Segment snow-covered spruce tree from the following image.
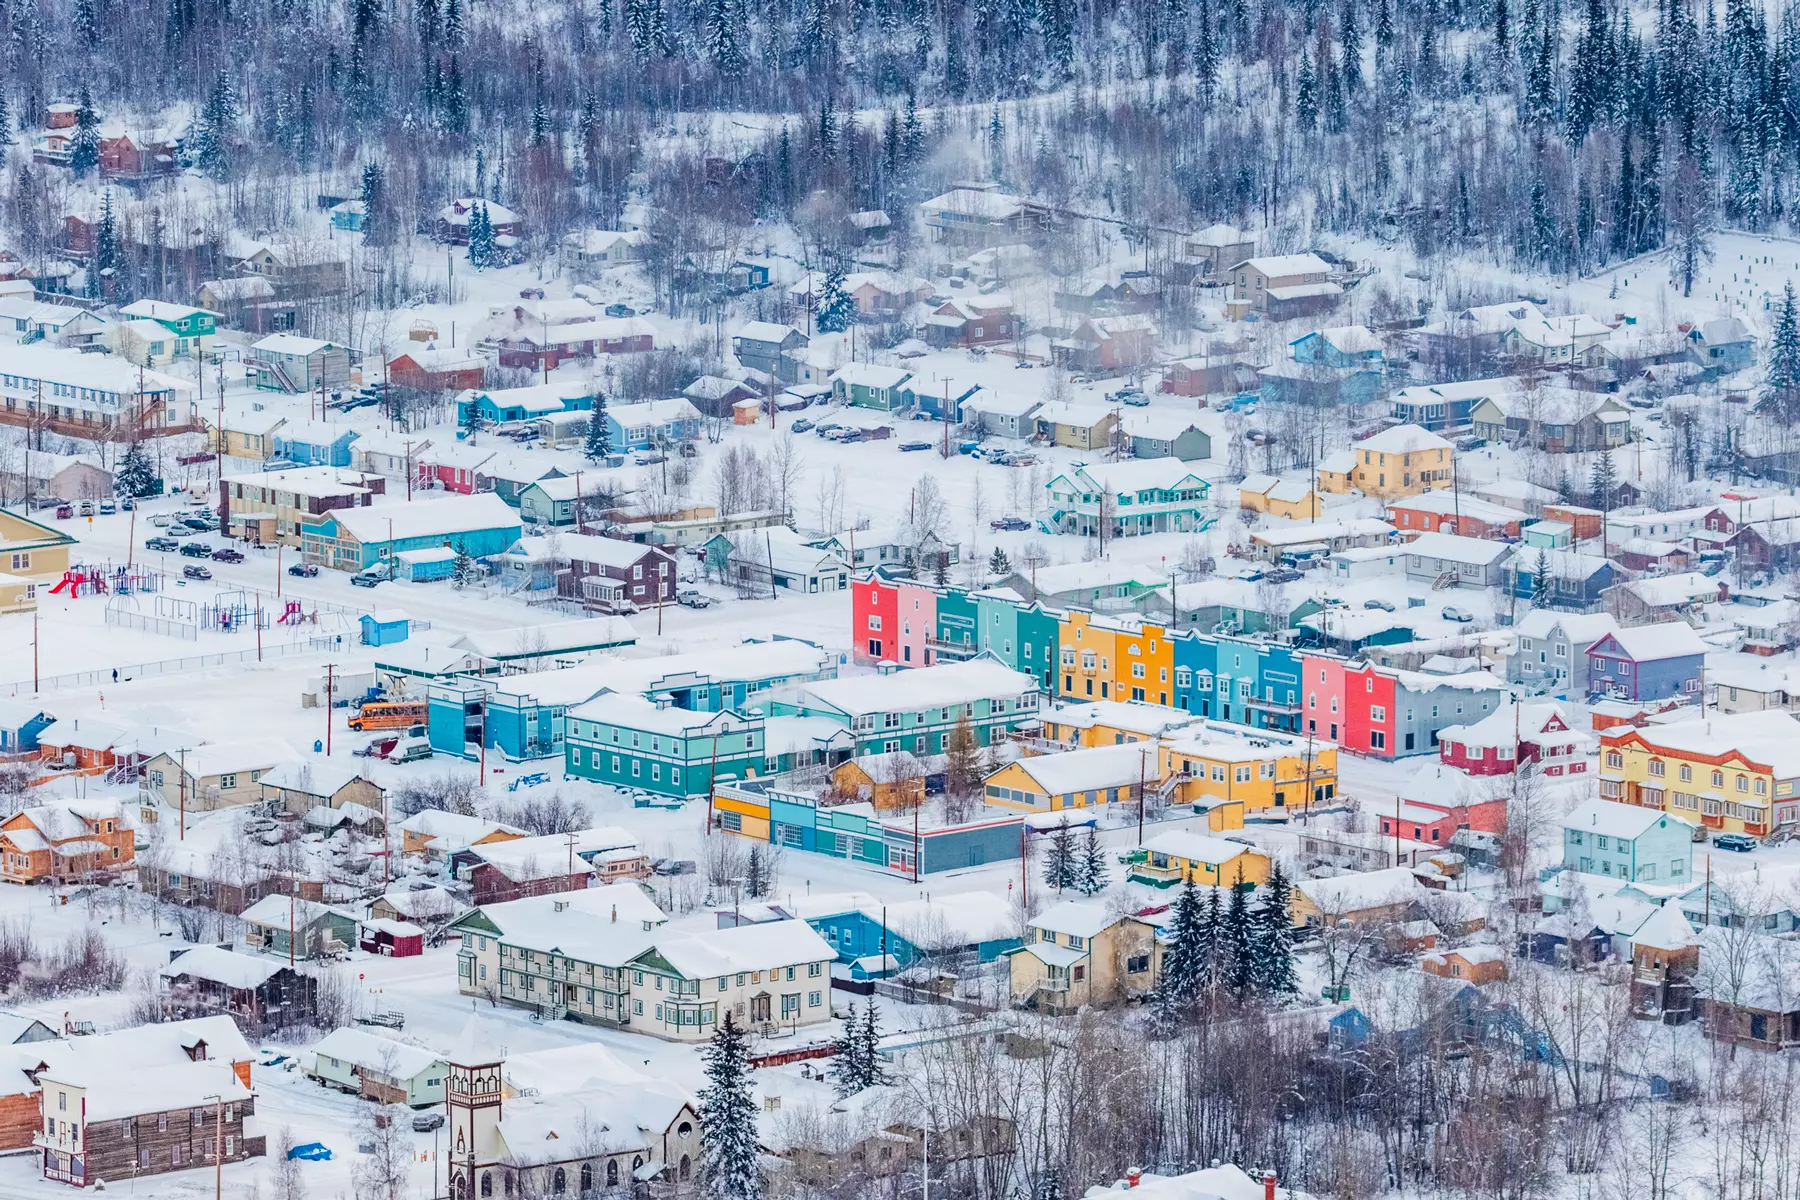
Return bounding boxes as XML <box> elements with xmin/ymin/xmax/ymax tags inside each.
<box><xmin>828</xmin><ymin>1002</ymin><xmax>868</xmax><ymax>1097</ymax></box>
<box><xmin>467</xmin><ymin>202</ymin><xmax>495</xmax><ymax>269</ymax></box>
<box><xmin>116</xmin><ymin>441</ymin><xmax>156</xmax><ymax>498</ymax></box>
<box><xmin>1041</xmin><ymin>821</ymin><xmax>1078</xmax><ymax>894</ymax></box>
<box><xmin>815</xmin><ymin>263</ymin><xmax>856</xmax><ymax>333</ymax></box>
<box><xmin>1249</xmin><ymin>860</ymin><xmax>1299</xmax><ymax>996</ymax></box>
<box><xmin>1155</xmin><ymin>882</ymin><xmax>1209</xmax><ymax>1011</ymax></box>
<box><xmin>360</xmin><ymin>162</ymin><xmax>387</xmax><ymax>247</ymax></box>
<box><xmin>1220</xmin><ymin>874</ymin><xmax>1253</xmax><ymax>995</ymax></box>
<box><xmin>1760</xmin><ymin>283</ymin><xmax>1800</xmax><ymax>422</ymax></box>
<box><xmin>1588</xmin><ymin>447</ymin><xmax>1617</xmax><ymax>513</ymax></box>
<box><xmin>859</xmin><ymin>1002</ymin><xmax>892</xmax><ymax>1087</ymax></box>
<box><xmin>585</xmin><ymin>399</ymin><xmax>613</xmax><ymax>460</ymax></box>
<box><xmin>988</xmin><ymin>547</ymin><xmax>1010</xmax><ymax>575</ymax></box>
<box><xmin>69</xmin><ymin>88</ymin><xmax>101</xmax><ymax>175</ymax></box>
<box><xmin>699</xmin><ymin>1014</ymin><xmax>762</xmax><ymax>1200</ymax></box>
<box><xmin>1532</xmin><ymin>548</ymin><xmax>1552</xmax><ymax>607</ymax></box>
<box><xmin>452</xmin><ymin>544</ymin><xmax>476</xmax><ymax>588</ymax></box>
<box><xmin>1076</xmin><ymin>825</ymin><xmax>1109</xmax><ymax>896</ymax></box>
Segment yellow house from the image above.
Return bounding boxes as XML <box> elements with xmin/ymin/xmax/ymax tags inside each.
<box><xmin>1113</xmin><ymin>620</ymin><xmax>1176</xmax><ymax>707</ymax></box>
<box><xmin>711</xmin><ymin>784</ymin><xmax>773</xmax><ymax>841</ymax></box>
<box><xmin>1317</xmin><ymin>449</ymin><xmax>1357</xmax><ymax>495</ymax></box>
<box><xmin>1033</xmin><ymin>402</ymin><xmax>1120</xmax><ymax>450</ymax></box>
<box><xmin>1038</xmin><ymin>698</ymin><xmax>1200</xmax><ymax>748</ymax></box>
<box><xmin>1007</xmin><ymin>900</ymin><xmax>1159</xmax><ymax>1012</ymax></box>
<box><xmin>1130</xmin><ymin>829</ymin><xmax>1271</xmax><ymax>888</ymax></box>
<box><xmin>983</xmin><ymin>742</ymin><xmax>1157</xmax><ymax>811</ymax></box>
<box><xmin>1057</xmin><ymin>610</ymin><xmax>1124</xmax><ymax>702</ymax></box>
<box><xmin>209</xmin><ymin>407</ymin><xmax>288</xmax><ymax>463</ymax></box>
<box><xmin>1159</xmin><ymin>728</ymin><xmax>1339</xmax><ymax>818</ymax></box>
<box><xmin>1598</xmin><ymin>709</ymin><xmax>1800</xmax><ymax>839</ymax></box>
<box><xmin>0</xmin><ymin>572</ymin><xmax>36</xmax><ymax>613</ymax></box>
<box><xmin>397</xmin><ymin>809</ymin><xmax>527</xmax><ymax>857</ymax></box>
<box><xmin>0</xmin><ymin>508</ymin><xmax>75</xmax><ymax>581</ymax></box>
<box><xmin>1341</xmin><ymin>424</ymin><xmax>1455</xmax><ymax>500</ymax></box>
<box><xmin>1291</xmin><ymin>866</ymin><xmax>1421</xmax><ymax>927</ymax></box>
<box><xmin>1237</xmin><ymin>474</ymin><xmax>1323</xmax><ymax>520</ymax></box>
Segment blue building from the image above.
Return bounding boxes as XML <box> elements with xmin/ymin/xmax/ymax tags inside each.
<box><xmin>1388</xmin><ymin>378</ymin><xmax>1516</xmax><ymax>432</ymax></box>
<box><xmin>458</xmin><ymin>382</ymin><xmax>596</xmax><ymax>427</ymax></box>
<box><xmin>0</xmin><ymin>702</ymin><xmax>51</xmax><ymax>756</ymax></box>
<box><xmin>911</xmin><ymin>381</ymin><xmax>983</xmax><ymax>423</ymax></box>
<box><xmin>1688</xmin><ymin>317</ymin><xmax>1755</xmax><ymax>375</ymax></box>
<box><xmin>299</xmin><ymin>493</ymin><xmax>523</xmax><ymax>572</ymax></box>
<box><xmin>1290</xmin><ymin>325</ymin><xmax>1385</xmax><ymax>370</ymax></box>
<box><xmin>273</xmin><ymin>422</ymin><xmax>361</xmax><ymax>467</ymax></box>
<box><xmin>360</xmin><ymin>610</ymin><xmax>411</xmax><ymax>647</ymax></box>
<box><xmin>800</xmin><ymin>892</ymin><xmax>1022</xmax><ymax>966</ymax></box>
<box><xmin>1258</xmin><ymin>361</ymin><xmax>1384</xmax><ymax>408</ymax></box>
<box><xmin>1586</xmin><ymin>625</ymin><xmax>1708</xmax><ymax>702</ymax></box>
<box><xmin>1502</xmin><ymin>551</ymin><xmax>1620</xmax><ymax>613</ymax></box>
<box><xmin>1561</xmin><ymin>799</ymin><xmax>1694</xmax><ymax>885</ymax></box>
<box><xmin>604</xmin><ymin>398</ymin><xmax>704</xmax><ymax>451</ymax></box>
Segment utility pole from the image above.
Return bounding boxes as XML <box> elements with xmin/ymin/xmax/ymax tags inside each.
<box><xmin>1137</xmin><ymin>747</ymin><xmax>1147</xmax><ymax>845</ymax></box>
<box><xmin>325</xmin><ymin>664</ymin><xmax>335</xmax><ymax>755</ymax></box>
<box><xmin>31</xmin><ymin>610</ymin><xmax>38</xmax><ymax>694</ymax></box>
<box><xmin>178</xmin><ymin>746</ymin><xmax>190</xmax><ymax>840</ymax></box>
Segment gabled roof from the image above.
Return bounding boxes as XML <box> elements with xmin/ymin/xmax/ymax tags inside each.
<box><xmin>1590</xmin><ymin>624</ymin><xmax>1710</xmax><ymax>662</ymax></box>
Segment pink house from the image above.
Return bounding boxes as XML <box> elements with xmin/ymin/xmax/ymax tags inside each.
<box><xmin>416</xmin><ymin>444</ymin><xmax>496</xmax><ymax>495</ymax></box>
<box><xmin>851</xmin><ymin>578</ymin><xmax>937</xmax><ymax>667</ymax></box>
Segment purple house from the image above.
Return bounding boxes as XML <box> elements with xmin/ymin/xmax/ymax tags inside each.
<box><xmin>1586</xmin><ymin>624</ymin><xmax>1709</xmax><ymax>702</ymax></box>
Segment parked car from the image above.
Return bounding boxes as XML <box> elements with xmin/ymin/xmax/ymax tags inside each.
<box><xmin>1441</xmin><ymin>606</ymin><xmax>1475</xmax><ymax>623</ymax></box>
<box><xmin>150</xmin><ymin>514</ymin><xmax>174</xmax><ymax>527</ymax></box>
<box><xmin>411</xmin><ymin>1113</ymin><xmax>445</xmax><ymax>1133</ymax></box>
<box><xmin>77</xmin><ymin>500</ymin><xmax>94</xmax><ymax>517</ymax></box>
<box><xmin>180</xmin><ymin>542</ymin><xmax>212</xmax><ymax>558</ymax></box>
<box><xmin>54</xmin><ymin>505</ymin><xmax>72</xmax><ymax>519</ymax></box>
<box><xmin>677</xmin><ymin>590</ymin><xmax>716</xmax><ymax>609</ymax></box>
<box><xmin>182</xmin><ymin>564</ymin><xmax>212</xmax><ymax>580</ymax></box>
<box><xmin>388</xmin><ymin>737</ymin><xmax>433</xmax><ymax>763</ymax></box>
<box><xmin>899</xmin><ymin>441</ymin><xmax>932</xmax><ymax>452</ymax></box>
<box><xmin>288</xmin><ymin>562</ymin><xmax>320</xmax><ymax>577</ymax></box>
<box><xmin>211</xmin><ymin>547</ymin><xmax>245</xmax><ymax>563</ymax></box>
<box><xmin>634</xmin><ymin>453</ymin><xmax>666</xmax><ymax>465</ymax></box>
<box><xmin>1264</xmin><ymin>568</ymin><xmax>1303</xmax><ymax>583</ymax></box>
<box><xmin>990</xmin><ymin>516</ymin><xmax>1031</xmax><ymax>532</ymax></box>
<box><xmin>1362</xmin><ymin>598</ymin><xmax>1396</xmax><ymax>612</ymax></box>
<box><xmin>350</xmin><ymin>571</ymin><xmax>384</xmax><ymax>588</ymax></box>
<box><xmin>145</xmin><ymin>537</ymin><xmax>180</xmax><ymax>553</ymax></box>
<box><xmin>119</xmin><ymin>497</ymin><xmax>135</xmax><ymax>511</ymax></box>
<box><xmin>1714</xmin><ymin>833</ymin><xmax>1758</xmax><ymax>853</ymax></box>
<box><xmin>790</xmin><ymin>419</ymin><xmax>815</xmax><ymax>433</ymax></box>
<box><xmin>98</xmin><ymin>501</ymin><xmax>116</xmax><ymax>515</ymax></box>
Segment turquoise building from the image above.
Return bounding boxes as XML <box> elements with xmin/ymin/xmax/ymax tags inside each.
<box><xmin>565</xmin><ymin>694</ymin><xmax>764</xmax><ymax>797</ymax></box>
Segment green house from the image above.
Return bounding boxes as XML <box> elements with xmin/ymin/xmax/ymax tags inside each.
<box><xmin>119</xmin><ymin>299</ymin><xmax>219</xmax><ymax>349</ymax></box>
<box><xmin>766</xmin><ymin>657</ymin><xmax>1041</xmax><ymax>757</ymax></box>
<box><xmin>565</xmin><ymin>693</ymin><xmax>765</xmax><ymax>797</ymax></box>
<box><xmin>830</xmin><ymin>363</ymin><xmax>918</xmax><ymax>411</ymax></box>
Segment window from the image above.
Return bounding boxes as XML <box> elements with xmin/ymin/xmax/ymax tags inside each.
<box><xmin>1606</xmin><ymin>751</ymin><xmax>1623</xmax><ymax>769</ymax></box>
<box><xmin>1649</xmin><ymin>759</ymin><xmax>1666</xmax><ymax>777</ymax></box>
<box><xmin>868</xmin><ymin>614</ymin><xmax>882</xmax><ymax>630</ymax></box>
<box><xmin>1369</xmin><ymin>706</ymin><xmax>1386</xmax><ymax>723</ymax></box>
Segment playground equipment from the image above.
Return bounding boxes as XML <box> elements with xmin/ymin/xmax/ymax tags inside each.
<box><xmin>49</xmin><ymin>564</ymin><xmax>164</xmax><ymax>598</ymax></box>
<box><xmin>507</xmin><ymin>773</ymin><xmax>550</xmax><ymax>792</ymax></box>
<box><xmin>278</xmin><ymin>600</ymin><xmax>314</xmax><ymax>625</ymax></box>
<box><xmin>200</xmin><ymin>590</ymin><xmax>270</xmax><ymax>632</ymax></box>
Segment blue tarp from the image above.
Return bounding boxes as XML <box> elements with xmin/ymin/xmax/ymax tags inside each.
<box><xmin>288</xmin><ymin>1143</ymin><xmax>333</xmax><ymax>1161</ymax></box>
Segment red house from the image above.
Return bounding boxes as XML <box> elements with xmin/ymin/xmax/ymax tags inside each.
<box><xmin>359</xmin><ymin>918</ymin><xmax>425</xmax><ymax>957</ymax></box>
<box><xmin>1378</xmin><ymin>764</ymin><xmax>1510</xmax><ymax>847</ymax></box>
<box><xmin>1437</xmin><ymin>701</ymin><xmax>1592</xmax><ymax>777</ymax></box>
<box><xmin>921</xmin><ymin>296</ymin><xmax>1021</xmax><ymax>348</ymax></box>
<box><xmin>493</xmin><ymin>316</ymin><xmax>655</xmax><ymax>371</ymax></box>
<box><xmin>852</xmin><ymin>578</ymin><xmax>900</xmax><ymax>664</ymax></box>
<box><xmin>388</xmin><ymin>346</ymin><xmax>487</xmax><ymax>393</ymax></box>
<box><xmin>1386</xmin><ymin>491</ymin><xmax>1527</xmax><ymax>539</ymax></box>
<box><xmin>99</xmin><ymin>130</ymin><xmax>177</xmax><ymax>181</ymax></box>
<box><xmin>1051</xmin><ymin>314</ymin><xmax>1156</xmax><ymax>373</ymax></box>
<box><xmin>416</xmin><ymin>444</ymin><xmax>495</xmax><ymax>495</ymax></box>
<box><xmin>1160</xmin><ymin>354</ymin><xmax>1256</xmax><ymax>398</ymax></box>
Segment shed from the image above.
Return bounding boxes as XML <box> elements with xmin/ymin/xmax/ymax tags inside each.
<box><xmin>732</xmin><ymin>398</ymin><xmax>762</xmax><ymax>426</ymax></box>
<box><xmin>360</xmin><ymin>610</ymin><xmax>412</xmax><ymax>647</ymax></box>
<box><xmin>359</xmin><ymin>918</ymin><xmax>425</xmax><ymax>958</ymax></box>
<box><xmin>395</xmin><ymin>546</ymin><xmax>459</xmax><ymax>582</ymax></box>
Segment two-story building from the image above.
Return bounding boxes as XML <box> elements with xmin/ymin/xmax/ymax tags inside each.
<box><xmin>0</xmin><ymin>800</ymin><xmax>134</xmax><ymax>884</ymax></box>
<box><xmin>1437</xmin><ymin>701</ymin><xmax>1591</xmax><ymax>777</ymax></box>
<box><xmin>565</xmin><ymin>694</ymin><xmax>765</xmax><ymax>798</ymax></box>
<box><xmin>222</xmin><ymin>467</ymin><xmax>384</xmax><ymax>546</ymax></box>
<box><xmin>767</xmin><ymin>658</ymin><xmax>1040</xmax><ymax>757</ymax></box>
<box><xmin>1599</xmin><ymin>710</ymin><xmax>1800</xmax><ymax>839</ymax></box>
<box><xmin>1006</xmin><ymin>901</ymin><xmax>1158</xmax><ymax>1012</ymax></box>
<box><xmin>1043</xmin><ymin>459</ymin><xmax>1214</xmax><ymax>539</ymax></box>
<box><xmin>1561</xmin><ymin>799</ymin><xmax>1695</xmax><ymax>884</ymax></box>
<box><xmin>116</xmin><ymin>299</ymin><xmax>217</xmax><ymax>357</ymax></box>
<box><xmin>1326</xmin><ymin>425</ymin><xmax>1455</xmax><ymax>500</ymax></box>
<box><xmin>1508</xmin><ymin>611</ymin><xmax>1619</xmax><ymax>696</ymax></box>
<box><xmin>1226</xmin><ymin>253</ymin><xmax>1341</xmax><ymax>317</ymax></box>
<box><xmin>731</xmin><ymin>321</ymin><xmax>809</xmax><ymax>384</ymax></box>
<box><xmin>1586</xmin><ymin>624</ymin><xmax>1708</xmax><ymax>702</ymax></box>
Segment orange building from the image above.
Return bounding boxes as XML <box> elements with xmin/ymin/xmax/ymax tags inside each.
<box><xmin>0</xmin><ymin>800</ymin><xmax>134</xmax><ymax>884</ymax></box>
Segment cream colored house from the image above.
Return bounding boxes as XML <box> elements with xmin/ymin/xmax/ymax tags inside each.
<box><xmin>1007</xmin><ymin>900</ymin><xmax>1159</xmax><ymax>1012</ymax></box>
<box><xmin>138</xmin><ymin>740</ymin><xmax>298</xmax><ymax>814</ymax></box>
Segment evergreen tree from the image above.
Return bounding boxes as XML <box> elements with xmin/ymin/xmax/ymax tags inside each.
<box><xmin>72</xmin><ymin>0</ymin><xmax>99</xmax><ymax>49</ymax></box>
<box><xmin>1155</xmin><ymin>882</ymin><xmax>1210</xmax><ymax>1011</ymax></box>
<box><xmin>1248</xmin><ymin>861</ymin><xmax>1298</xmax><ymax>995</ymax></box>
<box><xmin>1532</xmin><ymin>547</ymin><xmax>1553</xmax><ymax>606</ymax></box>
<box><xmin>442</xmin><ymin>56</ymin><xmax>469</xmax><ymax>134</ymax></box>
<box><xmin>360</xmin><ymin>161</ymin><xmax>387</xmax><ymax>246</ymax></box>
<box><xmin>1589</xmin><ymin>447</ymin><xmax>1618</xmax><ymax>511</ymax></box>
<box><xmin>1220</xmin><ymin>875</ymin><xmax>1253</xmax><ymax>995</ymax></box>
<box><xmin>464</xmin><ymin>404</ymin><xmax>486</xmax><ymax>442</ymax></box>
<box><xmin>194</xmin><ymin>71</ymin><xmax>236</xmax><ymax>179</ymax></box>
<box><xmin>87</xmin><ymin>188</ymin><xmax>119</xmax><ymax>300</ymax></box>
<box><xmin>1761</xmin><ymin>282</ymin><xmax>1800</xmax><ymax>422</ymax></box>
<box><xmin>933</xmin><ymin>555</ymin><xmax>949</xmax><ymax>586</ymax></box>
<box><xmin>442</xmin><ymin>0</ymin><xmax>463</xmax><ymax>46</ymax></box>
<box><xmin>988</xmin><ymin>547</ymin><xmax>1010</xmax><ymax>575</ymax></box>
<box><xmin>1341</xmin><ymin>0</ymin><xmax>1362</xmax><ymax>89</ymax></box>
<box><xmin>698</xmin><ymin>1015</ymin><xmax>762</xmax><ymax>1200</ymax></box>
<box><xmin>1076</xmin><ymin>825</ymin><xmax>1109</xmax><ymax>895</ymax></box>
<box><xmin>467</xmin><ymin>201</ymin><xmax>496</xmax><ymax>268</ymax></box>
<box><xmin>705</xmin><ymin>0</ymin><xmax>747</xmax><ymax>76</ymax></box>
<box><xmin>1556</xmin><ymin>471</ymin><xmax>1576</xmax><ymax>504</ymax></box>
<box><xmin>859</xmin><ymin>1002</ymin><xmax>892</xmax><ymax>1087</ymax></box>
<box><xmin>69</xmin><ymin>87</ymin><xmax>101</xmax><ymax>175</ymax></box>
<box><xmin>1493</xmin><ymin>0</ymin><xmax>1509</xmax><ymax>57</ymax></box>
<box><xmin>816</xmin><ymin>263</ymin><xmax>856</xmax><ymax>333</ymax></box>
<box><xmin>452</xmin><ymin>543</ymin><xmax>476</xmax><ymax>587</ymax></box>
<box><xmin>585</xmin><ymin>397</ymin><xmax>614</xmax><ymax>460</ymax></box>
<box><xmin>1525</xmin><ymin>25</ymin><xmax>1556</xmax><ymax>127</ymax></box>
<box><xmin>1296</xmin><ymin>48</ymin><xmax>1320</xmax><ymax>129</ymax></box>
<box><xmin>1042</xmin><ymin>821</ymin><xmax>1078</xmax><ymax>893</ymax></box>
<box><xmin>745</xmin><ymin>843</ymin><xmax>769</xmax><ymax>897</ymax></box>
<box><xmin>116</xmin><ymin>440</ymin><xmax>156</xmax><ymax>498</ymax></box>
<box><xmin>829</xmin><ymin>1002</ymin><xmax>872</xmax><ymax>1096</ymax></box>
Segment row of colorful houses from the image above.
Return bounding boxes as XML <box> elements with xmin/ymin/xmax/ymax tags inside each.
<box><xmin>853</xmin><ymin>577</ymin><xmax>1508</xmax><ymax>760</ymax></box>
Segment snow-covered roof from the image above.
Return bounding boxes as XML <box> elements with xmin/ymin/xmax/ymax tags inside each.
<box><xmin>463</xmin><ymin>883</ymin><xmax>667</xmax><ymax>965</ymax></box>
<box><xmin>1030</xmin><ymin>900</ymin><xmax>1117</xmax><ymax>939</ymax></box>
<box><xmin>1082</xmin><ymin>1164</ymin><xmax>1301</xmax><ymax>1200</ymax></box>
<box><xmin>1511</xmin><ymin>609</ymin><xmax>1618</xmax><ymax>644</ymax></box>
<box><xmin>157</xmin><ymin>739</ymin><xmax>298</xmax><ymax>780</ymax></box>
<box><xmin>256</xmin><ymin>761</ymin><xmax>376</xmax><ymax>798</ymax></box>
<box><xmin>831</xmin><ymin>362</ymin><xmax>913</xmax><ymax>390</ymax></box>
<box><xmin>311</xmin><ymin>1027</ymin><xmax>445</xmax><ymax>1081</ymax></box>
<box><xmin>1618</xmin><ymin>573</ymin><xmax>1722</xmax><ymax>608</ymax></box>
<box><xmin>648</xmin><ymin>919</ymin><xmax>834</xmax><ymax>978</ymax></box>
<box><xmin>1236</xmin><ymin>253</ymin><xmax>1330</xmax><ymax>277</ymax></box>
<box><xmin>0</xmin><ymin>342</ymin><xmax>195</xmax><ymax>393</ymax></box>
<box><xmin>568</xmin><ymin>692</ymin><xmax>750</xmax><ymax>736</ymax></box>
<box><xmin>1295</xmin><ymin>867</ymin><xmax>1421</xmax><ymax>913</ymax></box>
<box><xmin>452</xmin><ymin>617</ymin><xmax>638</xmax><ymax>659</ymax></box>
<box><xmin>1401</xmin><ymin>531</ymin><xmax>1513</xmax><ymax>566</ymax></box>
<box><xmin>1607</xmin><ymin>710</ymin><xmax>1800</xmax><ymax>776</ymax></box>
<box><xmin>1251</xmin><ymin>516</ymin><xmax>1394</xmax><ymax>547</ymax></box>
<box><xmin>399</xmin><ymin>809</ymin><xmax>524</xmax><ymax>849</ymax></box>
<box><xmin>607</xmin><ymin>397</ymin><xmax>703</xmax><ymax>427</ymax></box>
<box><xmin>1007</xmin><ymin>743</ymin><xmax>1157</xmax><ymax>795</ymax></box>
<box><xmin>1562</xmin><ymin>798</ymin><xmax>1691</xmax><ymax>840</ymax></box>
<box><xmin>1439</xmin><ymin>701</ymin><xmax>1588</xmax><ymax>751</ymax></box>
<box><xmin>1142</xmin><ymin>829</ymin><xmax>1258</xmax><ymax>867</ymax></box>
<box><xmin>160</xmin><ymin>944</ymin><xmax>290</xmax><ymax>989</ymax></box>
<box><xmin>1594</xmin><ymin>623</ymin><xmax>1710</xmax><ymax>661</ymax></box>
<box><xmin>439</xmin><ymin>198</ymin><xmax>520</xmax><ymax>226</ymax></box>
<box><xmin>252</xmin><ymin>333</ymin><xmax>345</xmax><ymax>357</ymax></box>
<box><xmin>792</xmin><ymin>659</ymin><xmax>1038</xmax><ymax>718</ymax></box>
<box><xmin>920</xmin><ymin>188</ymin><xmax>1032</xmax><ymax>220</ymax></box>
<box><xmin>239</xmin><ymin>893</ymin><xmax>351</xmax><ymax>928</ymax></box>
<box><xmin>328</xmin><ymin>493</ymin><xmax>519</xmax><ymax>544</ymax></box>
<box><xmin>1358</xmin><ymin>424</ymin><xmax>1454</xmax><ymax>455</ymax></box>
<box><xmin>1388</xmin><ymin>491</ymin><xmax>1527</xmax><ymax>525</ymax></box>
<box><xmin>1042</xmin><ymin>699</ymin><xmax>1199</xmax><ymax>737</ymax></box>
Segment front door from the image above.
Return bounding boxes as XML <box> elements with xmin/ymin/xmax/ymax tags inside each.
<box><xmin>750</xmin><ymin>993</ymin><xmax>772</xmax><ymax>1022</ymax></box>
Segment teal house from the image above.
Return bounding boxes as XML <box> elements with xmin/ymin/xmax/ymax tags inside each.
<box><xmin>118</xmin><ymin>299</ymin><xmax>219</xmax><ymax>352</ymax></box>
<box><xmin>1561</xmin><ymin>799</ymin><xmax>1694</xmax><ymax>884</ymax></box>
<box><xmin>299</xmin><ymin>493</ymin><xmax>522</xmax><ymax>572</ymax></box>
<box><xmin>566</xmin><ymin>694</ymin><xmax>765</xmax><ymax>798</ymax></box>
<box><xmin>458</xmin><ymin>382</ymin><xmax>595</xmax><ymax>427</ymax></box>
<box><xmin>766</xmin><ymin>657</ymin><xmax>1040</xmax><ymax>757</ymax></box>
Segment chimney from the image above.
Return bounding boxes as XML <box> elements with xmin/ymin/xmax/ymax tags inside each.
<box><xmin>1124</xmin><ymin>1169</ymin><xmax>1142</xmax><ymax>1189</ymax></box>
<box><xmin>1264</xmin><ymin>1172</ymin><xmax>1277</xmax><ymax>1200</ymax></box>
